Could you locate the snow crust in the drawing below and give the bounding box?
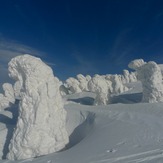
[6,54,69,160]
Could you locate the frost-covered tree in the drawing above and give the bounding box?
[0,83,15,111]
[122,70,130,83]
[129,59,163,103]
[128,59,146,70]
[110,75,129,95]
[7,54,69,160]
[76,74,88,91]
[66,77,82,93]
[85,75,91,81]
[121,70,137,84]
[88,75,110,105]
[105,75,113,93]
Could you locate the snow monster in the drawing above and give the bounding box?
[7,54,69,160]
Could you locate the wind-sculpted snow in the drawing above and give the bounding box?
[7,54,69,160]
[129,59,163,103]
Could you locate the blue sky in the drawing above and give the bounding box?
[0,0,163,81]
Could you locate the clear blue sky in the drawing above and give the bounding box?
[0,0,163,80]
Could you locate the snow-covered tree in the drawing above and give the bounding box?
[129,59,163,103]
[85,75,91,81]
[88,75,110,105]
[7,54,69,160]
[110,75,129,95]
[76,74,88,91]
[0,83,15,111]
[66,77,82,93]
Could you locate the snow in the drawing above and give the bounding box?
[6,54,69,160]
[65,77,82,94]
[1,88,163,163]
[88,75,109,105]
[1,56,163,162]
[129,59,163,103]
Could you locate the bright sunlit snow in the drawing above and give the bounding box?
[0,55,163,163]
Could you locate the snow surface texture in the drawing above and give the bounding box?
[129,59,163,103]
[6,54,69,160]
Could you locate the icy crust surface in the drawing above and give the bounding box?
[129,59,163,103]
[7,54,69,160]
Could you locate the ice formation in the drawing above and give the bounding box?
[7,54,69,160]
[129,59,163,103]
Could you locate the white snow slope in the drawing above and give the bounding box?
[1,82,163,163]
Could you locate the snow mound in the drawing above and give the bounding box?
[6,54,69,160]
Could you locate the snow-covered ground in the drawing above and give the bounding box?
[1,82,163,163]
